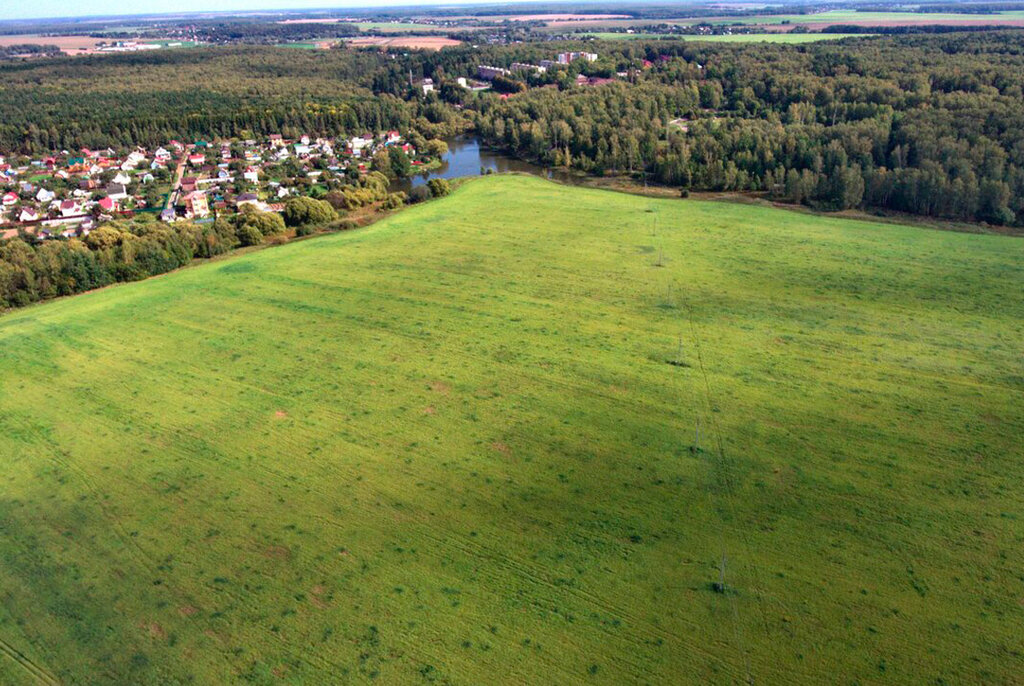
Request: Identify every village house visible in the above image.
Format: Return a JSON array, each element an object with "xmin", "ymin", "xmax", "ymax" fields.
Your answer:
[
  {"xmin": 348, "ymin": 135, "xmax": 373, "ymax": 157},
  {"xmin": 59, "ymin": 200, "xmax": 81, "ymax": 217},
  {"xmin": 183, "ymin": 191, "xmax": 209, "ymax": 218},
  {"xmin": 36, "ymin": 188, "xmax": 56, "ymax": 204},
  {"xmin": 121, "ymin": 151, "xmax": 147, "ymax": 170},
  {"xmin": 19, "ymin": 207, "xmax": 38, "ymax": 222},
  {"xmin": 106, "ymin": 184, "xmax": 128, "ymax": 202},
  {"xmin": 235, "ymin": 192, "xmax": 260, "ymax": 209}
]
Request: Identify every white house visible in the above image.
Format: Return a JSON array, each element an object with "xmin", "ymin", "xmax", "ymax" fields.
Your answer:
[
  {"xmin": 349, "ymin": 136, "xmax": 373, "ymax": 156},
  {"xmin": 121, "ymin": 151, "xmax": 146, "ymax": 170},
  {"xmin": 36, "ymin": 188, "xmax": 56, "ymax": 203}
]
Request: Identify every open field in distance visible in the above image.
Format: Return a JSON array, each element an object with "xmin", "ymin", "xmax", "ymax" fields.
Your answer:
[{"xmin": 587, "ymin": 32, "xmax": 863, "ymax": 43}]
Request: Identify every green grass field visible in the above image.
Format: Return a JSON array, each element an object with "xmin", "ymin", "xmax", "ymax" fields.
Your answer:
[
  {"xmin": 588, "ymin": 32, "xmax": 861, "ymax": 43},
  {"xmin": 540, "ymin": 10, "xmax": 1024, "ymax": 32},
  {"xmin": 726, "ymin": 9, "xmax": 1024, "ymax": 25},
  {"xmin": 1, "ymin": 176, "xmax": 1021, "ymax": 684}
]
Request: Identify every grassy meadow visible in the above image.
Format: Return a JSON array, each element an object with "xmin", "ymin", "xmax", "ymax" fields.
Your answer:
[{"xmin": 0, "ymin": 176, "xmax": 1021, "ymax": 684}]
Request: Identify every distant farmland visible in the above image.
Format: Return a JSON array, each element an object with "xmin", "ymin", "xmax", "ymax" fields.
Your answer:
[
  {"xmin": 0, "ymin": 34, "xmax": 109, "ymax": 54},
  {"xmin": 539, "ymin": 9, "xmax": 1024, "ymax": 31},
  {"xmin": 587, "ymin": 32, "xmax": 862, "ymax": 43},
  {"xmin": 0, "ymin": 176, "xmax": 1021, "ymax": 683}
]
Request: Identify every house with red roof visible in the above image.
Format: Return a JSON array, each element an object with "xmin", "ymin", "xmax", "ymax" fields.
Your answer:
[{"xmin": 60, "ymin": 200, "xmax": 81, "ymax": 217}]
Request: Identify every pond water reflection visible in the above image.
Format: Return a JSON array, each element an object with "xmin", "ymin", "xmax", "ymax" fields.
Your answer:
[{"xmin": 389, "ymin": 136, "xmax": 581, "ymax": 193}]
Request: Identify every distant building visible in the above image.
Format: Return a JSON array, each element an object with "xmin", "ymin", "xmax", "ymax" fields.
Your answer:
[
  {"xmin": 421, "ymin": 77, "xmax": 434, "ymax": 94},
  {"xmin": 477, "ymin": 65, "xmax": 511, "ymax": 80},
  {"xmin": 510, "ymin": 62, "xmax": 546, "ymax": 74},
  {"xmin": 557, "ymin": 51, "xmax": 598, "ymax": 65}
]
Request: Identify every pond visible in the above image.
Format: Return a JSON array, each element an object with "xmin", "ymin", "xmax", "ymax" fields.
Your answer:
[{"xmin": 389, "ymin": 136, "xmax": 582, "ymax": 193}]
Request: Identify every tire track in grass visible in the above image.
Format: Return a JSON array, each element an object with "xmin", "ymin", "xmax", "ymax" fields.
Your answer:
[{"xmin": 0, "ymin": 635, "xmax": 59, "ymax": 686}]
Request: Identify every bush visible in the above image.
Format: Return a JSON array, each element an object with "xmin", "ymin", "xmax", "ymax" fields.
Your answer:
[
  {"xmin": 408, "ymin": 186, "xmax": 431, "ymax": 204},
  {"xmin": 427, "ymin": 178, "xmax": 451, "ymax": 198},
  {"xmin": 382, "ymin": 192, "xmax": 406, "ymax": 210},
  {"xmin": 237, "ymin": 224, "xmax": 263, "ymax": 246},
  {"xmin": 294, "ymin": 224, "xmax": 317, "ymax": 237},
  {"xmin": 237, "ymin": 207, "xmax": 285, "ymax": 236},
  {"xmin": 283, "ymin": 196, "xmax": 336, "ymax": 227}
]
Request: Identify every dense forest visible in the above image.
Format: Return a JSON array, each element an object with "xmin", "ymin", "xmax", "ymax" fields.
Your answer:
[
  {"xmin": 1, "ymin": 32, "xmax": 1022, "ymax": 228},
  {"xmin": 455, "ymin": 34, "xmax": 1024, "ymax": 225}
]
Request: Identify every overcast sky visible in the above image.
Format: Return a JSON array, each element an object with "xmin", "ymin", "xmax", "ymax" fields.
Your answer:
[{"xmin": 1, "ymin": 1, "xmax": 545, "ymax": 22}]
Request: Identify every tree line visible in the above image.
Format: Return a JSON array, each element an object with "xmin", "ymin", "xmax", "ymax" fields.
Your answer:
[
  {"xmin": 1, "ymin": 34, "xmax": 1022, "ymax": 225},
  {"xmin": 456, "ymin": 33, "xmax": 1024, "ymax": 225}
]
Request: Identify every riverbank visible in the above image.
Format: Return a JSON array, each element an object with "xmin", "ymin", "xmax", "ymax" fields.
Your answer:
[{"xmin": 402, "ymin": 135, "xmax": 1022, "ymax": 237}]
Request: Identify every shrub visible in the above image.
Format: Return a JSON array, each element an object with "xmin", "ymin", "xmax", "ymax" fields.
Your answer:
[
  {"xmin": 237, "ymin": 207, "xmax": 285, "ymax": 236},
  {"xmin": 427, "ymin": 178, "xmax": 451, "ymax": 198},
  {"xmin": 237, "ymin": 224, "xmax": 263, "ymax": 246},
  {"xmin": 382, "ymin": 192, "xmax": 406, "ymax": 210},
  {"xmin": 283, "ymin": 196, "xmax": 336, "ymax": 227},
  {"xmin": 408, "ymin": 186, "xmax": 431, "ymax": 204}
]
